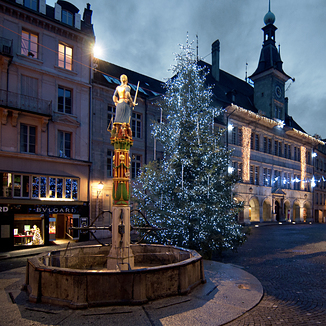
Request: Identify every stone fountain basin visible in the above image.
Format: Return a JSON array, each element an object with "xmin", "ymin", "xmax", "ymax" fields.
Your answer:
[{"xmin": 25, "ymin": 244, "xmax": 205, "ymax": 309}]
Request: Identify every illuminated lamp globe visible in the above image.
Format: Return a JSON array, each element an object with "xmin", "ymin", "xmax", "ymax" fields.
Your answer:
[{"xmin": 98, "ymin": 181, "xmax": 104, "ymax": 191}]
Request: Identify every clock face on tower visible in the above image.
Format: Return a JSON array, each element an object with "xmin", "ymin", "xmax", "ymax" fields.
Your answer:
[{"xmin": 275, "ymin": 85, "xmax": 282, "ymax": 99}]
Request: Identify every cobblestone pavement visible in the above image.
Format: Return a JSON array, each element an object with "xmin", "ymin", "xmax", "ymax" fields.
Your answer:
[{"xmin": 219, "ymin": 223, "xmax": 326, "ymax": 326}]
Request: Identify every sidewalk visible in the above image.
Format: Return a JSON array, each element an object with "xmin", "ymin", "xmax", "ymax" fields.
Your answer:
[{"xmin": 0, "ymin": 240, "xmax": 263, "ymax": 326}]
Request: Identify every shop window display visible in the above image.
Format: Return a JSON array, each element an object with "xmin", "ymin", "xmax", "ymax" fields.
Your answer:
[{"xmin": 14, "ymin": 214, "xmax": 44, "ymax": 246}]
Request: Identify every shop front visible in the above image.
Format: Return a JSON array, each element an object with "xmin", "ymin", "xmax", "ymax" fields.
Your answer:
[{"xmin": 0, "ymin": 202, "xmax": 89, "ymax": 250}]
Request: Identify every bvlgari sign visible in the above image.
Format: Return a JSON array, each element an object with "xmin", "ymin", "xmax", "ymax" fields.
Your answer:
[{"xmin": 35, "ymin": 207, "xmax": 77, "ymax": 214}]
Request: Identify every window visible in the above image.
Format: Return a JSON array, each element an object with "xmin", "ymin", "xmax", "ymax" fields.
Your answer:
[
  {"xmin": 274, "ymin": 140, "xmax": 278, "ymax": 156},
  {"xmin": 264, "ymin": 137, "xmax": 272, "ymax": 154},
  {"xmin": 250, "ymin": 166, "xmax": 259, "ymax": 185},
  {"xmin": 279, "ymin": 142, "xmax": 282, "ymax": 157},
  {"xmin": 14, "ymin": 214, "xmax": 44, "ymax": 246},
  {"xmin": 255, "ymin": 134, "xmax": 259, "ymax": 151},
  {"xmin": 24, "ymin": 0, "xmax": 37, "ymax": 10},
  {"xmin": 274, "ymin": 140, "xmax": 282, "ymax": 157},
  {"xmin": 1, "ymin": 173, "xmax": 78, "ymax": 200},
  {"xmin": 0, "ymin": 172, "xmax": 12, "ymax": 197},
  {"xmin": 255, "ymin": 166, "xmax": 259, "ymax": 185},
  {"xmin": 231, "ymin": 127, "xmax": 237, "ymax": 145},
  {"xmin": 58, "ymin": 131, "xmax": 71, "ymax": 158},
  {"xmin": 65, "ymin": 178, "xmax": 78, "ymax": 199},
  {"xmin": 132, "ymin": 112, "xmax": 142, "ymax": 138},
  {"xmin": 287, "ymin": 145, "xmax": 291, "ymax": 159},
  {"xmin": 20, "ymin": 124, "xmax": 36, "ymax": 154},
  {"xmin": 107, "ymin": 150, "xmax": 113, "ymax": 177},
  {"xmin": 294, "ymin": 146, "xmax": 300, "ymax": 162},
  {"xmin": 250, "ymin": 166, "xmax": 254, "ymax": 185},
  {"xmin": 21, "ymin": 30, "xmax": 38, "ymax": 58},
  {"xmin": 13, "ymin": 174, "xmax": 30, "ymax": 198},
  {"xmin": 32, "ymin": 176, "xmax": 47, "ymax": 198},
  {"xmin": 232, "ymin": 161, "xmax": 238, "ymax": 173},
  {"xmin": 250, "ymin": 133, "xmax": 259, "ymax": 150},
  {"xmin": 21, "ymin": 75, "xmax": 38, "ymax": 98},
  {"xmin": 58, "ymin": 87, "xmax": 72, "ymax": 114},
  {"xmin": 132, "ymin": 154, "xmax": 141, "ymax": 179},
  {"xmin": 238, "ymin": 163, "xmax": 243, "ymax": 182},
  {"xmin": 107, "ymin": 106, "xmax": 116, "ymax": 129},
  {"xmin": 263, "ymin": 168, "xmax": 271, "ymax": 186},
  {"xmin": 273, "ymin": 170, "xmax": 281, "ymax": 188},
  {"xmin": 284, "ymin": 173, "xmax": 291, "ymax": 189},
  {"xmin": 238, "ymin": 128, "xmax": 242, "ymax": 146},
  {"xmin": 58, "ymin": 43, "xmax": 72, "ymax": 70},
  {"xmin": 293, "ymin": 174, "xmax": 300, "ymax": 190},
  {"xmin": 62, "ymin": 9, "xmax": 73, "ymax": 26},
  {"xmin": 49, "ymin": 177, "xmax": 63, "ymax": 198}
]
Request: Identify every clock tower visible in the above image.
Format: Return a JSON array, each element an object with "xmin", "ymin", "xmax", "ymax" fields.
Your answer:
[{"xmin": 249, "ymin": 2, "xmax": 291, "ymax": 121}]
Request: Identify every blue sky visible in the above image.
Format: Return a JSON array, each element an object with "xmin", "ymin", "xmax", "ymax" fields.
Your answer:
[{"xmin": 49, "ymin": 0, "xmax": 326, "ymax": 138}]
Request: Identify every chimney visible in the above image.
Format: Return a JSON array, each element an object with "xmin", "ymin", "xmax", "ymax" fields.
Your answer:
[
  {"xmin": 212, "ymin": 39, "xmax": 220, "ymax": 82},
  {"xmin": 83, "ymin": 3, "xmax": 93, "ymax": 25}
]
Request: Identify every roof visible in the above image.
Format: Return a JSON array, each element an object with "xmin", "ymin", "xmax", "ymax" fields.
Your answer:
[
  {"xmin": 92, "ymin": 59, "xmax": 164, "ymax": 99},
  {"xmin": 198, "ymin": 60, "xmax": 256, "ymax": 112}
]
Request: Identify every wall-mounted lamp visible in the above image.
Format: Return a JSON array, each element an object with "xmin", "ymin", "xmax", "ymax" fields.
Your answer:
[{"xmin": 97, "ymin": 181, "xmax": 104, "ymax": 198}]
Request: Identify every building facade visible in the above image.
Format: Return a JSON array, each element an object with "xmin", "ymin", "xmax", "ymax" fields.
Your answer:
[
  {"xmin": 207, "ymin": 7, "xmax": 324, "ymax": 224},
  {"xmin": 0, "ymin": 0, "xmax": 94, "ymax": 249},
  {"xmin": 313, "ymin": 140, "xmax": 326, "ymax": 223}
]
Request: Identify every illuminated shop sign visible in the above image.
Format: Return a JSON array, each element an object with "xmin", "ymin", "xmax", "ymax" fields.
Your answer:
[
  {"xmin": 0, "ymin": 206, "xmax": 9, "ymax": 212},
  {"xmin": 35, "ymin": 207, "xmax": 76, "ymax": 214}
]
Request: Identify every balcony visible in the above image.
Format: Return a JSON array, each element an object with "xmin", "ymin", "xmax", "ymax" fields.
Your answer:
[
  {"xmin": 0, "ymin": 37, "xmax": 13, "ymax": 56},
  {"xmin": 0, "ymin": 89, "xmax": 52, "ymax": 116}
]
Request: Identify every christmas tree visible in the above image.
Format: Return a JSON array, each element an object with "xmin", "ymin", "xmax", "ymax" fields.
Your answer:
[{"xmin": 132, "ymin": 40, "xmax": 245, "ymax": 257}]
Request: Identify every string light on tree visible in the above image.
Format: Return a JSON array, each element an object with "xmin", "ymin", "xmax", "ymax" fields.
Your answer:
[{"xmin": 132, "ymin": 39, "xmax": 245, "ymax": 257}]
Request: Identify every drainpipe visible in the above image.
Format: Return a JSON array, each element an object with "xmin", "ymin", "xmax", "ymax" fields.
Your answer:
[
  {"xmin": 6, "ymin": 57, "xmax": 13, "ymax": 105},
  {"xmin": 88, "ymin": 59, "xmax": 92, "ymax": 203}
]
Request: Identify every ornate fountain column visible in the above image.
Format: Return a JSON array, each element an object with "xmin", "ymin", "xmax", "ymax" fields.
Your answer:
[{"xmin": 107, "ymin": 122, "xmax": 134, "ymax": 270}]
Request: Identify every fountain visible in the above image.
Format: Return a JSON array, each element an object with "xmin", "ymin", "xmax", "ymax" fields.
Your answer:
[{"xmin": 25, "ymin": 75, "xmax": 205, "ymax": 308}]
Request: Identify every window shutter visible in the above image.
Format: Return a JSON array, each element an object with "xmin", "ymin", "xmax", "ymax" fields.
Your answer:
[
  {"xmin": 39, "ymin": 0, "xmax": 46, "ymax": 14},
  {"xmin": 75, "ymin": 13, "xmax": 81, "ymax": 29},
  {"xmin": 54, "ymin": 3, "xmax": 61, "ymax": 21}
]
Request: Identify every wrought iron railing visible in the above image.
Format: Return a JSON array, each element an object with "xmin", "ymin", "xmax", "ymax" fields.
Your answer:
[{"xmin": 0, "ymin": 89, "xmax": 52, "ymax": 116}]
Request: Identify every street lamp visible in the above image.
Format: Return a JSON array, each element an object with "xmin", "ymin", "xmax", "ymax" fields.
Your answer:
[{"xmin": 97, "ymin": 181, "xmax": 104, "ymax": 198}]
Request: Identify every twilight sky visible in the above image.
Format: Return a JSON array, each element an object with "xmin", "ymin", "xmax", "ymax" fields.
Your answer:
[{"xmin": 50, "ymin": 0, "xmax": 326, "ymax": 138}]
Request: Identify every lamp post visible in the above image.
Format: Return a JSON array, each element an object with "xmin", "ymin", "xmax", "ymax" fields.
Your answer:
[
  {"xmin": 96, "ymin": 181, "xmax": 104, "ymax": 219},
  {"xmin": 97, "ymin": 181, "xmax": 104, "ymax": 198},
  {"xmin": 312, "ymin": 151, "xmax": 317, "ymax": 223}
]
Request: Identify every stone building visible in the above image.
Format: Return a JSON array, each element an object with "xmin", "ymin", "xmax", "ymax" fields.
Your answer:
[
  {"xmin": 0, "ymin": 0, "xmax": 94, "ymax": 249},
  {"xmin": 313, "ymin": 140, "xmax": 326, "ymax": 223},
  {"xmin": 205, "ymin": 7, "xmax": 323, "ymax": 224}
]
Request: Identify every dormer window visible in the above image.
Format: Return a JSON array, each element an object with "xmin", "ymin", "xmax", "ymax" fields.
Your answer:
[
  {"xmin": 24, "ymin": 0, "xmax": 37, "ymax": 11},
  {"xmin": 62, "ymin": 9, "xmax": 73, "ymax": 26}
]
